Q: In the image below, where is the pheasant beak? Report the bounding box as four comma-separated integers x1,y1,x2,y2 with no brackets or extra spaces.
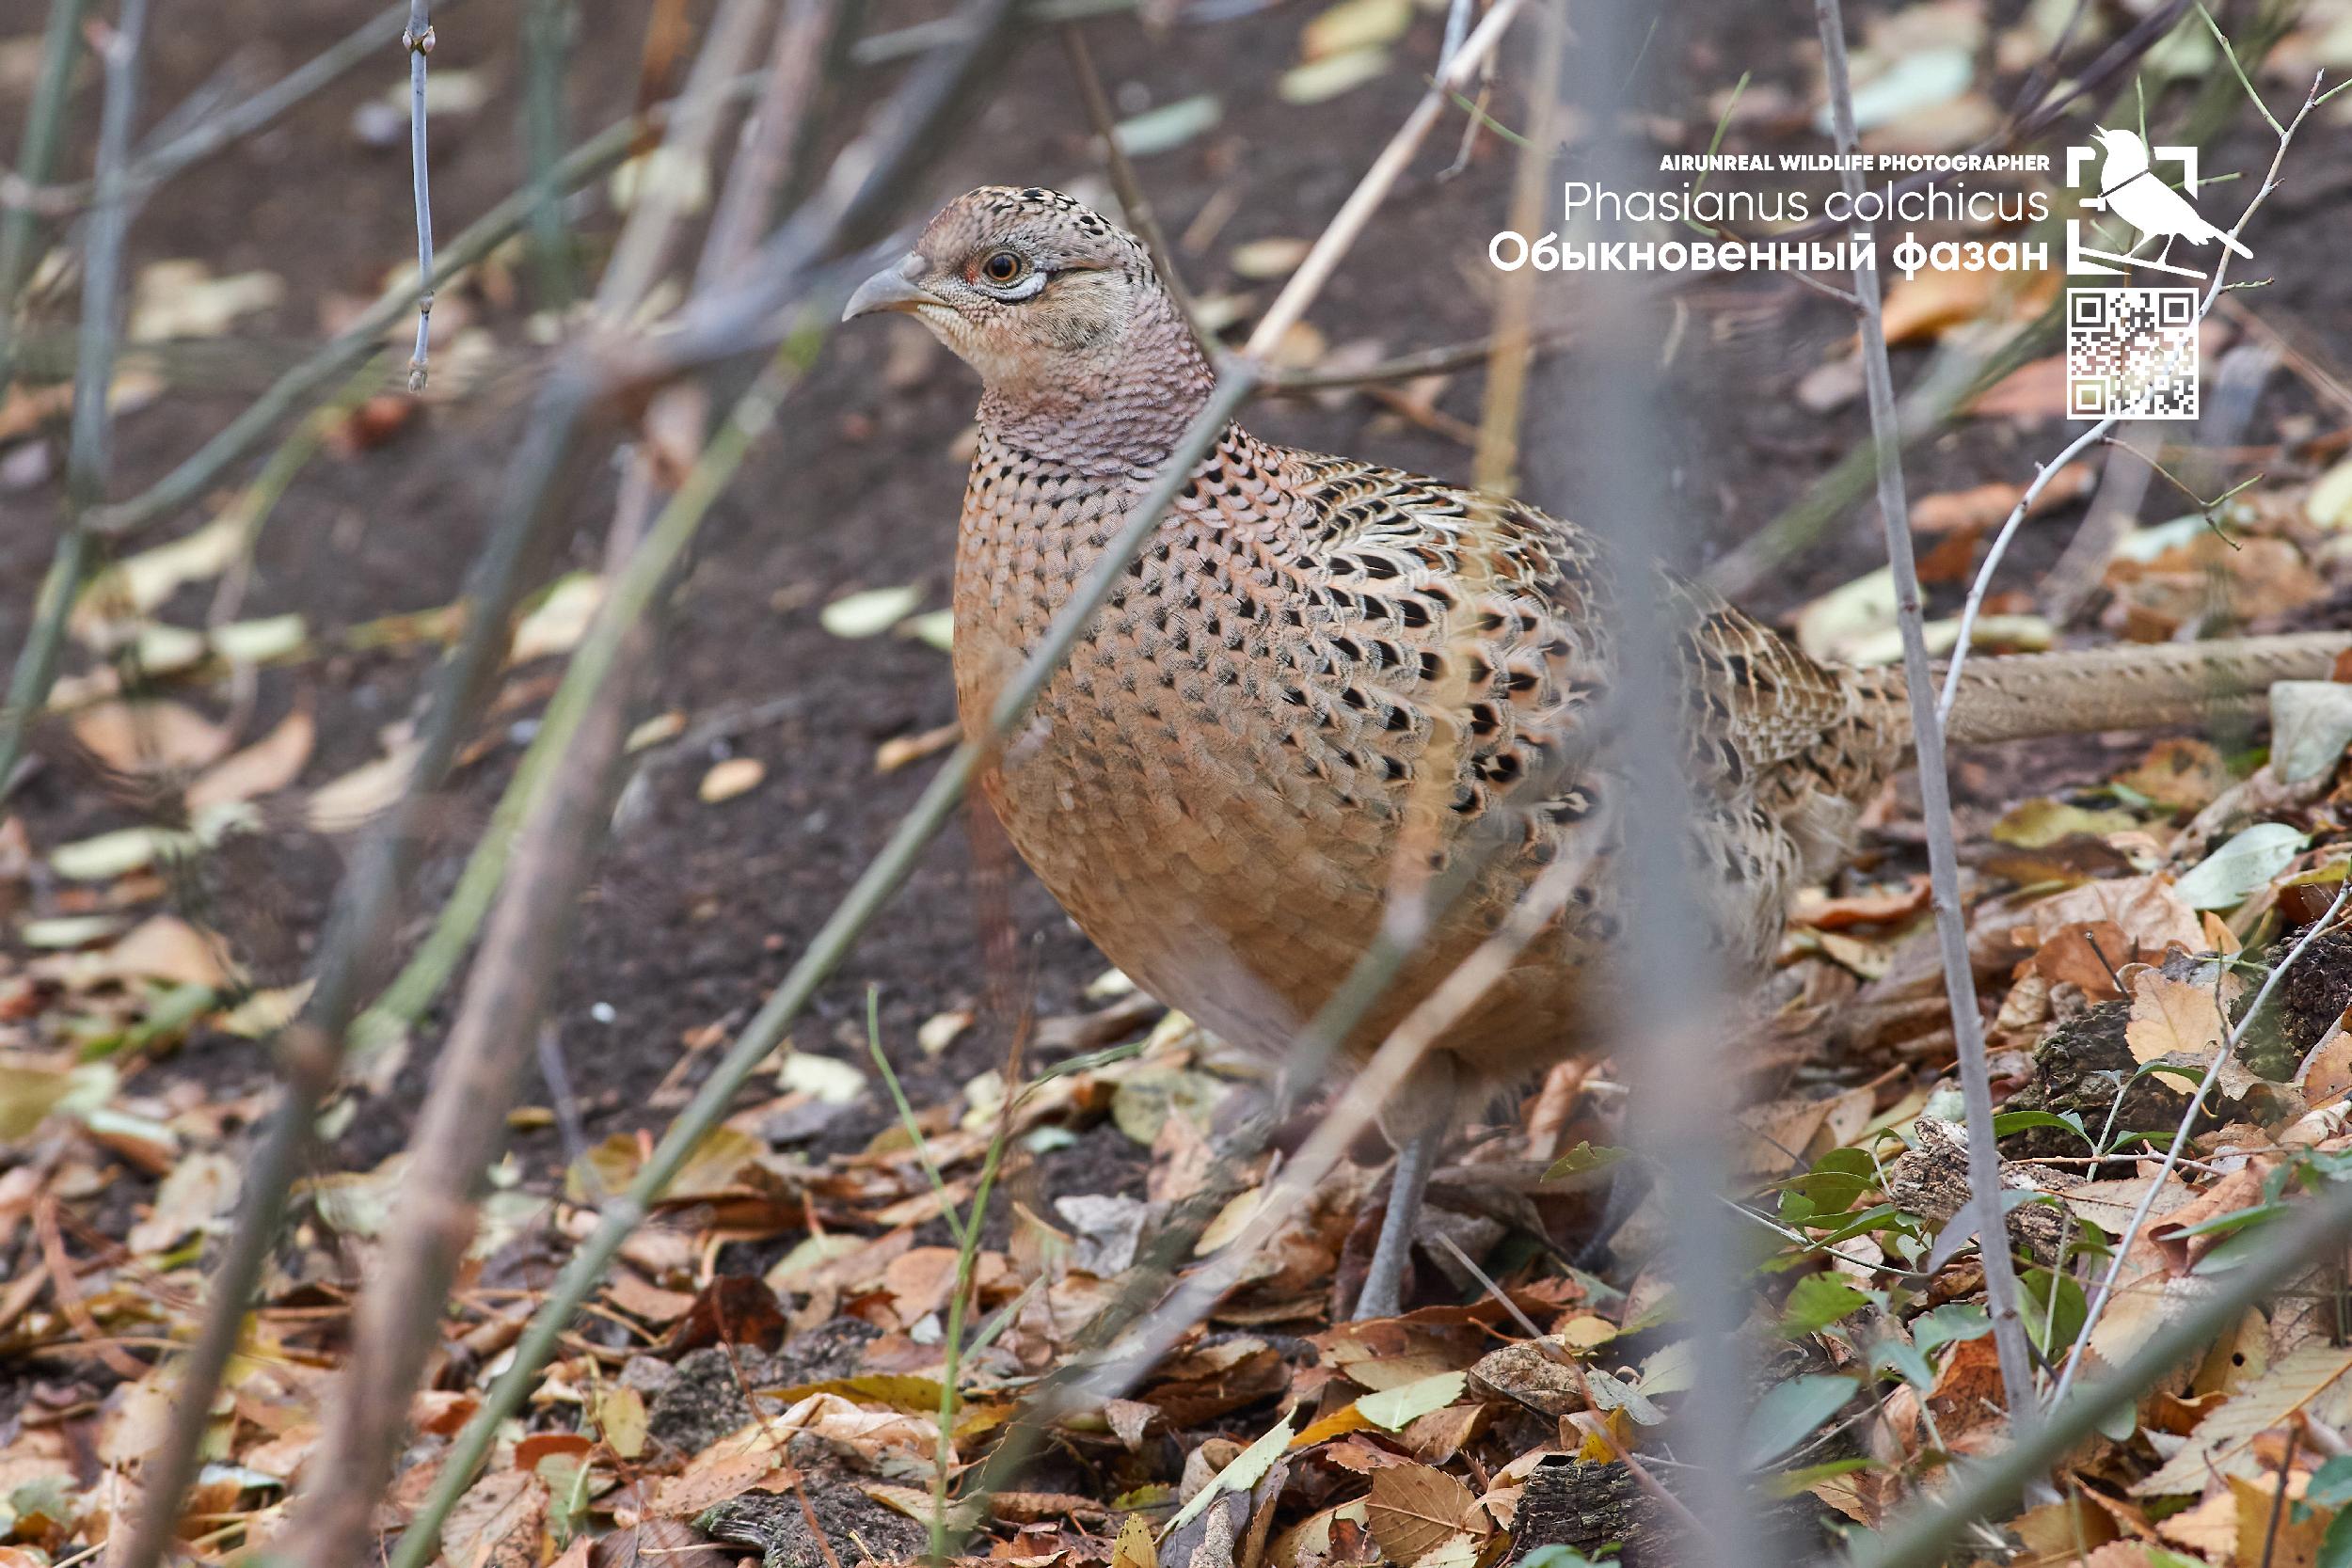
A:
843,253,942,321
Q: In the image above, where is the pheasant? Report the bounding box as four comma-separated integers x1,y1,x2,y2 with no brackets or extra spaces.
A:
845,185,2350,1318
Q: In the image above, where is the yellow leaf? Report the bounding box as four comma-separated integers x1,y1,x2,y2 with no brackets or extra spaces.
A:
1113,1513,1158,1568
2123,974,2226,1067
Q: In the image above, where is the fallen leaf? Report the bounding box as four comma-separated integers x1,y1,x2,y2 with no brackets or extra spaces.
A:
698,757,766,803
186,707,315,813
509,573,603,664
1301,0,1411,58
1365,1462,1481,1565
2125,973,2228,1066
1165,1414,1293,1538
70,700,229,773
819,585,924,639
1358,1371,1469,1433
129,261,285,342
2135,1344,2352,1495
1279,47,1390,104
1111,95,1222,159
2272,681,2352,785
1113,1512,1158,1568
307,736,422,832
2175,822,2306,910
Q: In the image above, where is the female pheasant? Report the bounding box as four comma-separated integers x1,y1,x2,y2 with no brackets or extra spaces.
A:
846,186,2348,1317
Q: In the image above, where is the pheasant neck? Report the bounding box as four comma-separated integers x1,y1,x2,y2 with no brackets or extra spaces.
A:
974,293,1217,479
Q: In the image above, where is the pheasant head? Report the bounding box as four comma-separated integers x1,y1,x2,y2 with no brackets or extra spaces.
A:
844,186,1213,462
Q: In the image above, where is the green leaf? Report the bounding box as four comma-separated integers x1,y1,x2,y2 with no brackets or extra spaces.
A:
2305,1455,2352,1511
2323,1507,2352,1568
1517,1549,1618,1568
1545,1141,1629,1180
1871,1338,1933,1390
1991,1110,2091,1147
1779,1275,1872,1338
1743,1374,1858,1468
2174,821,2307,909
1911,1304,1992,1355
1356,1370,1467,1431
1162,1413,1292,1538
1761,1457,1876,1497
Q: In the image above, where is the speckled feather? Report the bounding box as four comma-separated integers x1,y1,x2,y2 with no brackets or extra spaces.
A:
870,186,2349,1108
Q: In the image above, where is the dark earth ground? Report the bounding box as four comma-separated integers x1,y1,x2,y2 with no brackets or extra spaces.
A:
3,0,2350,1331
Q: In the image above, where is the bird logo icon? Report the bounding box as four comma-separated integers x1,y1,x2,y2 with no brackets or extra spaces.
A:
2075,127,2251,276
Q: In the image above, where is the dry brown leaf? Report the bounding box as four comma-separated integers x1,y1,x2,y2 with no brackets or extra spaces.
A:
437,1469,548,1568
2125,973,2228,1066
186,708,314,814
2117,738,2232,816
2027,922,2131,1001
306,735,421,832
1365,1462,1482,1566
2232,1471,2328,1568
2149,1164,2270,1275
70,700,228,774
82,913,237,990
1910,465,2092,534
2137,1343,2352,1495
2029,876,2203,961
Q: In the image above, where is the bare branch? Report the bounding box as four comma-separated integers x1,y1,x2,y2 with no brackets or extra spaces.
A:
1061,23,1208,347
403,4,437,391
1815,0,2042,1433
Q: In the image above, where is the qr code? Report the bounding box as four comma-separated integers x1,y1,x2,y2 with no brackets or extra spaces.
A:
2066,287,2199,420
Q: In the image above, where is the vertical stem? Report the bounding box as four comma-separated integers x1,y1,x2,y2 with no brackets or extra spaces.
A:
0,0,147,800
523,0,575,306
0,0,89,391
1813,0,2042,1434
405,3,437,390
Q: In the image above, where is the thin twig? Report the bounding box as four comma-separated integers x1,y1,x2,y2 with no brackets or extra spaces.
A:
523,0,576,306
1815,0,2042,1436
404,3,437,391
1248,0,1532,356
700,0,842,289
1468,0,1563,494
1061,23,1207,347
1541,8,1754,1557
2,1,469,218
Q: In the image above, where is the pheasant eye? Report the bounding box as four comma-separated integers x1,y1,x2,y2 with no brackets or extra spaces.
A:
980,250,1025,284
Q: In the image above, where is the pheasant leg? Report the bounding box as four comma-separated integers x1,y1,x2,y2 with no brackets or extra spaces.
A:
1355,1115,1444,1321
